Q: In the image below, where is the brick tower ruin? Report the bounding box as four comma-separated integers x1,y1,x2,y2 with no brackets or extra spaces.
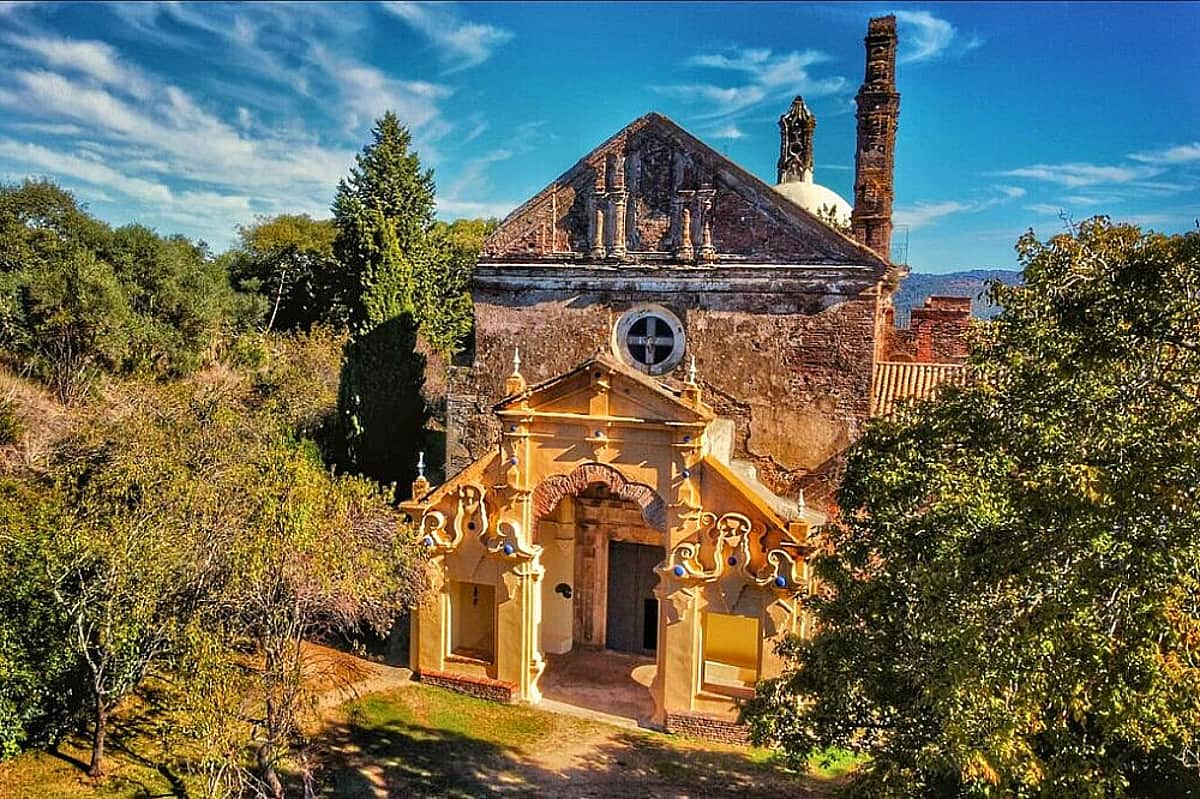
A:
850,14,900,260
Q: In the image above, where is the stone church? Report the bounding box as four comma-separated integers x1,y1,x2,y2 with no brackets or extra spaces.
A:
401,15,969,740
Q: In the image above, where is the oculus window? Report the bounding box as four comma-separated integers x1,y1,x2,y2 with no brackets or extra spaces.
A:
613,305,686,375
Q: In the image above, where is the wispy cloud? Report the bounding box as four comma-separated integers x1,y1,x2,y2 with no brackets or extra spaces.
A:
651,46,844,121
998,162,1164,188
894,10,983,64
382,2,513,72
437,121,547,220
6,34,155,97
0,2,500,245
895,185,1025,230
1130,141,1200,165
894,200,972,230
706,123,746,140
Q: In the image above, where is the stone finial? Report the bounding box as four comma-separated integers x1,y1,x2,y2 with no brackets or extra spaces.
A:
411,450,431,501
682,354,701,405
505,347,527,395
677,205,694,261
778,96,816,184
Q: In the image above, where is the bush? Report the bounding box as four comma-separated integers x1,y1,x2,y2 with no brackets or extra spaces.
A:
0,398,21,445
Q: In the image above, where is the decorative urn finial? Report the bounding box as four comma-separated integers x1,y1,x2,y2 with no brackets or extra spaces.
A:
505,346,527,395
410,450,431,501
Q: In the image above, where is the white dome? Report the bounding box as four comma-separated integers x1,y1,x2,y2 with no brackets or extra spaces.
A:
774,180,852,228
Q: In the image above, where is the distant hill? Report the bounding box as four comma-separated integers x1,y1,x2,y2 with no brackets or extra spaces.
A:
895,269,1021,320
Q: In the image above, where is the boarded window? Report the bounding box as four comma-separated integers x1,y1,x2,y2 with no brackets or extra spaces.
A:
702,611,760,696
450,581,495,663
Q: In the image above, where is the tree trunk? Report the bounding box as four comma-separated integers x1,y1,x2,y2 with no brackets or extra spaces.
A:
256,741,284,799
88,698,106,778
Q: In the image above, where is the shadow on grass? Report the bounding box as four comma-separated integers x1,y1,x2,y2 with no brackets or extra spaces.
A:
300,711,534,798
300,691,834,799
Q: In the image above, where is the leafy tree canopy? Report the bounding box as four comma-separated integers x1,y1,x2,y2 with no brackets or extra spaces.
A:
0,180,253,401
745,218,1200,798
228,214,339,332
332,111,436,332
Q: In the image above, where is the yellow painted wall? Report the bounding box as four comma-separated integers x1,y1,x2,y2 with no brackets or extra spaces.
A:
703,611,759,671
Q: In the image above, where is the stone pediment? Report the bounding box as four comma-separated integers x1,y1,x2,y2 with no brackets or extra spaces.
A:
482,113,886,268
494,354,712,424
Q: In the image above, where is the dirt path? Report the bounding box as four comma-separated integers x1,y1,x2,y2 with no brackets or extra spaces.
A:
304,651,838,799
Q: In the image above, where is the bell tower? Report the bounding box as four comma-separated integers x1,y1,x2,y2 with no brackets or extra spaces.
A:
851,15,900,260
777,96,816,184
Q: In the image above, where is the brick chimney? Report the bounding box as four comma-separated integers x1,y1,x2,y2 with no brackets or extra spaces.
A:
851,15,900,261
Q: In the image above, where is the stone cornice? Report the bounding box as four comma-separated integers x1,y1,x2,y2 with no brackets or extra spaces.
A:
474,263,886,295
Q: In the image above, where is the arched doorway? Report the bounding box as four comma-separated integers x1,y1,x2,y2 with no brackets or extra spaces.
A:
531,464,666,724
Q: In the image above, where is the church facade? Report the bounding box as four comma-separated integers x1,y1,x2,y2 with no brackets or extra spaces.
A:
401,16,968,739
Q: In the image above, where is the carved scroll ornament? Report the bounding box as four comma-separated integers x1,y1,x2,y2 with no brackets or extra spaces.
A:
662,511,806,594
418,484,538,562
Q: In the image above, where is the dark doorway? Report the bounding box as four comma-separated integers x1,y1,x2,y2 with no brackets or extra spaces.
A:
606,541,664,654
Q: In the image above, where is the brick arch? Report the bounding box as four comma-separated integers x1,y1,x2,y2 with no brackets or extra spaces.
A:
531,462,667,532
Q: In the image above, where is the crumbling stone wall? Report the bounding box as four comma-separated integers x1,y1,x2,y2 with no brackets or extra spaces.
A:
885,296,971,364
447,266,886,507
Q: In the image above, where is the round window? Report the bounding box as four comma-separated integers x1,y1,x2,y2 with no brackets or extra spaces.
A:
613,305,686,375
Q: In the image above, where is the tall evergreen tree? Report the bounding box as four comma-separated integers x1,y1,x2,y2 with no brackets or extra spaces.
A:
331,113,436,487
331,112,435,332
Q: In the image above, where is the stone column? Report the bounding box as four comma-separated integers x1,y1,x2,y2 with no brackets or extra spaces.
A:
588,197,606,259
609,189,628,259
698,188,716,262
653,582,700,726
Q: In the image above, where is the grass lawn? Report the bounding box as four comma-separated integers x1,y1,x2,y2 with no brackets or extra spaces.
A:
308,684,848,797
1,682,854,798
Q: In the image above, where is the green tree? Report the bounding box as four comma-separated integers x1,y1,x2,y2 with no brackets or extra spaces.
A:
44,386,230,776
417,217,498,355
745,218,1200,797
0,479,85,759
1,247,132,403
198,438,425,798
0,180,251,399
332,111,435,332
331,112,438,485
229,214,339,332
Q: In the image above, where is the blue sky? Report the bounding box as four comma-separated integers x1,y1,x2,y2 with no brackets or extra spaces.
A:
0,1,1196,272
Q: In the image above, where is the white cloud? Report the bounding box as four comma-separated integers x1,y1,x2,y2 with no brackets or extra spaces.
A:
894,10,983,64
998,162,1164,188
383,2,514,72
308,45,454,136
7,34,155,98
652,46,845,121
1024,203,1068,216
1130,142,1200,165
707,123,746,141
0,138,172,203
894,185,1025,230
894,200,971,230
435,197,516,220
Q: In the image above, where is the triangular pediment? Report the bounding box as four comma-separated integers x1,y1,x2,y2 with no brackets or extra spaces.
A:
495,355,712,424
482,113,886,268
